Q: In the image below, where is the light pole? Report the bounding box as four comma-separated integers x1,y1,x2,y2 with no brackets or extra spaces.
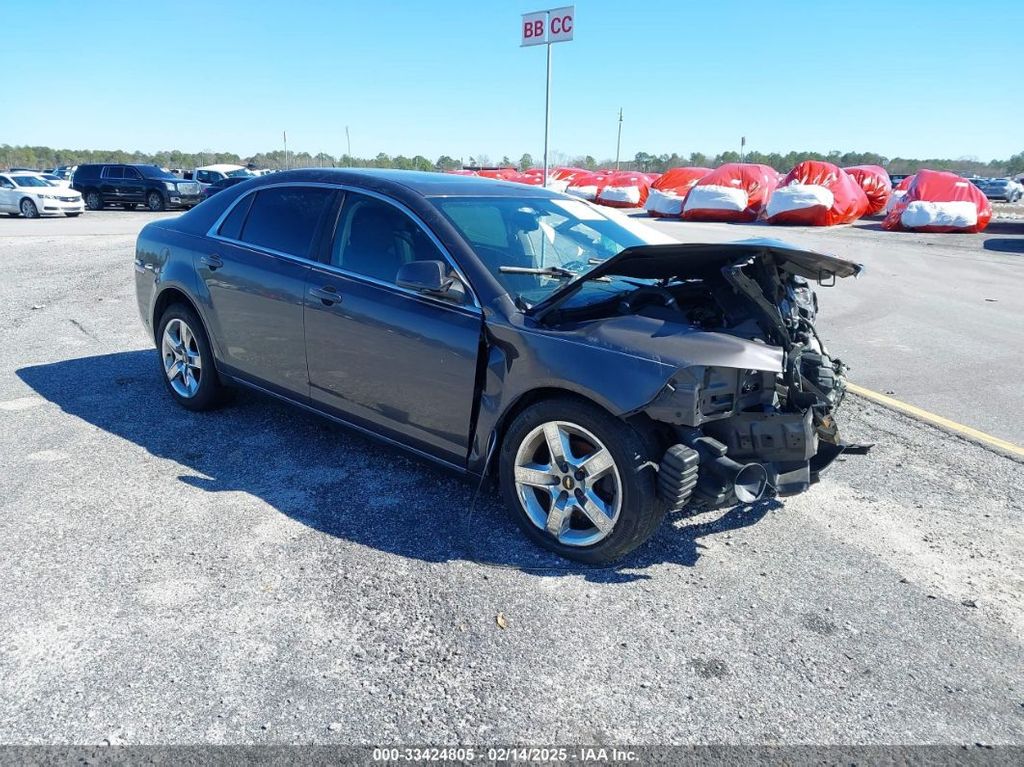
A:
521,7,574,186
615,108,623,171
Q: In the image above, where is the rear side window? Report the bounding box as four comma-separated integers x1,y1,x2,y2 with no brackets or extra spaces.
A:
218,193,255,240
73,165,100,180
238,187,334,257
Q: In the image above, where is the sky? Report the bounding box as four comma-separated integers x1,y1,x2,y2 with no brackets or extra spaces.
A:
2,0,1022,162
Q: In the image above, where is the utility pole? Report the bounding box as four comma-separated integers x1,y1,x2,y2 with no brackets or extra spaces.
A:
345,126,351,159
615,108,623,171
283,131,288,170
740,135,746,163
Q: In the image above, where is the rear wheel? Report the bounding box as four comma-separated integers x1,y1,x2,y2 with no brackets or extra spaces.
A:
156,304,224,411
147,191,166,212
84,190,102,210
499,397,666,564
20,199,39,218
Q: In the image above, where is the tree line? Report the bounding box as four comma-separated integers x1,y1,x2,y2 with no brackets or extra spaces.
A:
3,143,1022,177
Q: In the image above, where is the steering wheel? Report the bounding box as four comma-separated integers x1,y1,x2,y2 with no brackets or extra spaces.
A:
618,285,678,314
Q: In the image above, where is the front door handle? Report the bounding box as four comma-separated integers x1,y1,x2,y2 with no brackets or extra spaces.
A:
310,285,343,305
201,255,223,270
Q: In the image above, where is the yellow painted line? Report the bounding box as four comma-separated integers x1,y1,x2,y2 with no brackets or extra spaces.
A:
846,382,1024,459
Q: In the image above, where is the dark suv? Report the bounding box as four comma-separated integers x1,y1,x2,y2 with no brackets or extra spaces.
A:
71,164,202,212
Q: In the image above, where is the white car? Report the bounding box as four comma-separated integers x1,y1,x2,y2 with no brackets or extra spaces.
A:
0,172,85,218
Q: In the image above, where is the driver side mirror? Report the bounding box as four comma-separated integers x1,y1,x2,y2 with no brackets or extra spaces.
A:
396,260,466,304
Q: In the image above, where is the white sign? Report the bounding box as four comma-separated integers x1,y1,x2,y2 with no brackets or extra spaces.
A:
521,5,574,46
521,11,548,46
547,6,574,43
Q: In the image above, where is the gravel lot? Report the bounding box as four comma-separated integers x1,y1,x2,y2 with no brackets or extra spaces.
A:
0,211,1022,746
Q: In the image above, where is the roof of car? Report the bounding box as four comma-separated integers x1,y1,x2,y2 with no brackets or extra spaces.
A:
246,167,561,198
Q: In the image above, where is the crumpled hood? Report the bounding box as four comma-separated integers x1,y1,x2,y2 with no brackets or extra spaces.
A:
556,313,785,373
529,238,862,320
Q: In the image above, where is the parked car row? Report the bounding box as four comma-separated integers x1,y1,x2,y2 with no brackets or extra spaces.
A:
970,176,1023,202
0,162,279,219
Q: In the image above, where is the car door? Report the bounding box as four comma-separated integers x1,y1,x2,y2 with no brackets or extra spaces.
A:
304,191,483,465
100,166,122,203
121,166,144,204
0,175,14,212
200,184,339,398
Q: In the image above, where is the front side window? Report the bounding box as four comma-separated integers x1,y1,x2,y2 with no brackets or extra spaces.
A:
237,186,334,257
434,196,653,305
331,192,444,284
102,166,124,180
122,167,142,180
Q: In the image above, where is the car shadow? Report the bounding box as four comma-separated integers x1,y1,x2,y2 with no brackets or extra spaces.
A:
983,238,1024,254
17,350,778,582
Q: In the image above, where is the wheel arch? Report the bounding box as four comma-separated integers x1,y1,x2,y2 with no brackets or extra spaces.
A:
152,286,208,346
485,386,662,478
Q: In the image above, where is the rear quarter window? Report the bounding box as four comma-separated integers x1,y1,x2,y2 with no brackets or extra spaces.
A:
218,193,254,240
237,187,335,257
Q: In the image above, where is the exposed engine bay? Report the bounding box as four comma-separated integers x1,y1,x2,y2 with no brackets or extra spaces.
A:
529,239,871,510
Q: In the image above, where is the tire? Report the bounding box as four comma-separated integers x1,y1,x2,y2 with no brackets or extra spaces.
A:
147,191,166,212
155,304,224,412
499,397,666,564
84,190,103,210
66,213,81,217
20,199,39,218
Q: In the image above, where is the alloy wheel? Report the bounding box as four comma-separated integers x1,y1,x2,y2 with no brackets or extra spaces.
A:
21,199,38,218
513,420,622,547
161,318,202,398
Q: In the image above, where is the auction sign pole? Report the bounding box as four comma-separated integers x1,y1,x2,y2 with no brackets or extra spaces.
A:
521,6,574,187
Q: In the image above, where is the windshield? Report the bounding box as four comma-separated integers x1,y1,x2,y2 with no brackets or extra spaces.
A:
135,165,176,179
435,196,660,305
226,168,255,178
12,175,51,188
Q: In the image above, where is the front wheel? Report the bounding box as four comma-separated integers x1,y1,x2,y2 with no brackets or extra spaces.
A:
20,199,39,218
84,191,102,210
66,213,81,217
499,397,666,564
147,191,166,212
156,304,224,411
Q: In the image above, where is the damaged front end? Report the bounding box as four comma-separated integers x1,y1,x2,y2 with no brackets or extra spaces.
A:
529,238,870,511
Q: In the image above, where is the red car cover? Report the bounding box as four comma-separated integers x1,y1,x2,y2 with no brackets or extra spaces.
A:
475,168,520,180
565,171,613,201
645,167,711,217
764,161,869,226
882,169,992,233
885,174,915,212
505,172,545,186
843,165,892,216
682,163,779,222
595,171,653,208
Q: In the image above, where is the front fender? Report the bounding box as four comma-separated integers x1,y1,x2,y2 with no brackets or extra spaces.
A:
468,320,676,472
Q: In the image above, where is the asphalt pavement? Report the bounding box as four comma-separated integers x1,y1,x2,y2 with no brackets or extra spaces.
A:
0,211,1021,746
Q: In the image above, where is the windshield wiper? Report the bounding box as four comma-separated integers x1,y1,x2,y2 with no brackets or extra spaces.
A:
499,265,577,280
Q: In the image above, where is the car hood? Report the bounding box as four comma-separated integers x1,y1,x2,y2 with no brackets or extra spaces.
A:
528,238,862,320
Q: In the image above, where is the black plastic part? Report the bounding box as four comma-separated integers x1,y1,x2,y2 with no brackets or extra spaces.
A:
658,444,700,511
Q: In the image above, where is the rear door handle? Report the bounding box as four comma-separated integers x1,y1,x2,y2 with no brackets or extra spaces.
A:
201,255,223,270
310,285,343,305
